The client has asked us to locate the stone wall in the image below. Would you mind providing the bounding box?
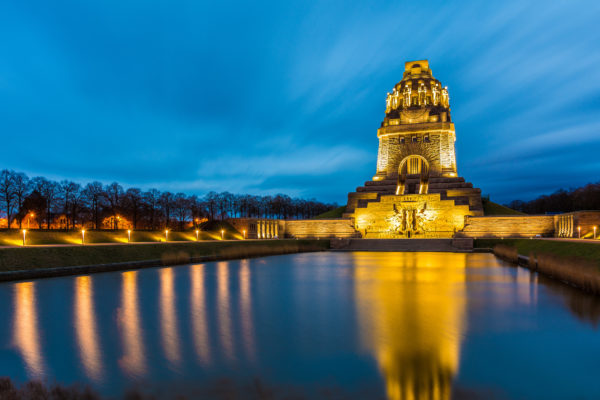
[557,211,600,238]
[281,219,359,239]
[458,215,555,238]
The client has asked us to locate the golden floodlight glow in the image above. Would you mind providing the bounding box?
[594,226,597,240]
[195,229,199,241]
[165,229,169,242]
[81,229,85,245]
[221,229,225,240]
[243,229,246,239]
[578,225,581,239]
[22,229,26,246]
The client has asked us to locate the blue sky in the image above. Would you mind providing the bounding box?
[1,1,599,204]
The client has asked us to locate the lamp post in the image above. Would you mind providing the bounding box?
[221,229,224,240]
[195,229,199,241]
[165,229,169,242]
[594,226,597,240]
[578,226,581,239]
[22,229,26,246]
[243,229,246,239]
[127,230,131,243]
[81,229,85,245]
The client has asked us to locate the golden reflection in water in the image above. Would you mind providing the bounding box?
[13,282,45,379]
[74,276,103,382]
[118,271,146,377]
[239,259,256,363]
[217,261,235,361]
[353,252,467,400]
[160,267,182,368]
[190,264,211,366]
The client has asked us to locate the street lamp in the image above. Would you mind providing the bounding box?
[127,229,131,243]
[165,229,169,242]
[22,229,26,246]
[594,226,597,240]
[195,229,199,241]
[81,229,85,245]
[221,229,224,240]
[578,226,581,239]
[243,229,246,239]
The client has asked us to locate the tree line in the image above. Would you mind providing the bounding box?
[506,182,600,214]
[0,169,338,230]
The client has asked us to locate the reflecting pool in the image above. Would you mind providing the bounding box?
[0,252,599,399]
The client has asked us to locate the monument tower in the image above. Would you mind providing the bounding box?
[345,60,483,238]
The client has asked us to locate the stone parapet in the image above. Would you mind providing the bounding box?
[457,215,555,238]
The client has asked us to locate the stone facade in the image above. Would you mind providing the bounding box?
[281,219,359,239]
[354,194,473,238]
[457,215,555,238]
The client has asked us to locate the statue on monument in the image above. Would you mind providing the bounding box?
[385,92,392,113]
[432,84,440,105]
[393,88,401,109]
[403,85,412,107]
[418,83,426,105]
[441,86,449,108]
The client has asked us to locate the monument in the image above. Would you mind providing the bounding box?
[345,60,483,238]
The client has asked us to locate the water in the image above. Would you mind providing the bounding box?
[0,252,599,399]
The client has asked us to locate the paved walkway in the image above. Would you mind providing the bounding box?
[0,239,246,249]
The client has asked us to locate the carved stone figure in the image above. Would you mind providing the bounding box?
[403,85,412,107]
[432,83,440,105]
[391,88,399,109]
[441,86,449,108]
[418,83,426,105]
[393,88,401,109]
[385,92,392,113]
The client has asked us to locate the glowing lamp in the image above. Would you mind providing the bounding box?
[578,226,581,239]
[165,229,169,242]
[221,229,225,240]
[81,229,85,245]
[22,229,26,246]
[243,229,246,239]
[195,229,199,241]
[127,230,131,242]
[594,226,597,240]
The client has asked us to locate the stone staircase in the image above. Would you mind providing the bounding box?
[345,175,482,218]
[330,238,473,252]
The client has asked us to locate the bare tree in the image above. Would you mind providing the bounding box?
[82,182,104,230]
[143,189,161,230]
[159,191,175,229]
[124,188,143,229]
[104,182,124,229]
[32,177,59,229]
[174,193,189,230]
[11,172,31,229]
[60,180,81,230]
[0,170,16,228]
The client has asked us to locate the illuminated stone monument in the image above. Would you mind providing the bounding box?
[346,60,483,238]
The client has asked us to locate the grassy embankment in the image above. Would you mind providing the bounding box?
[477,239,600,294]
[0,239,329,273]
[481,198,524,215]
[0,220,241,246]
[312,206,346,219]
